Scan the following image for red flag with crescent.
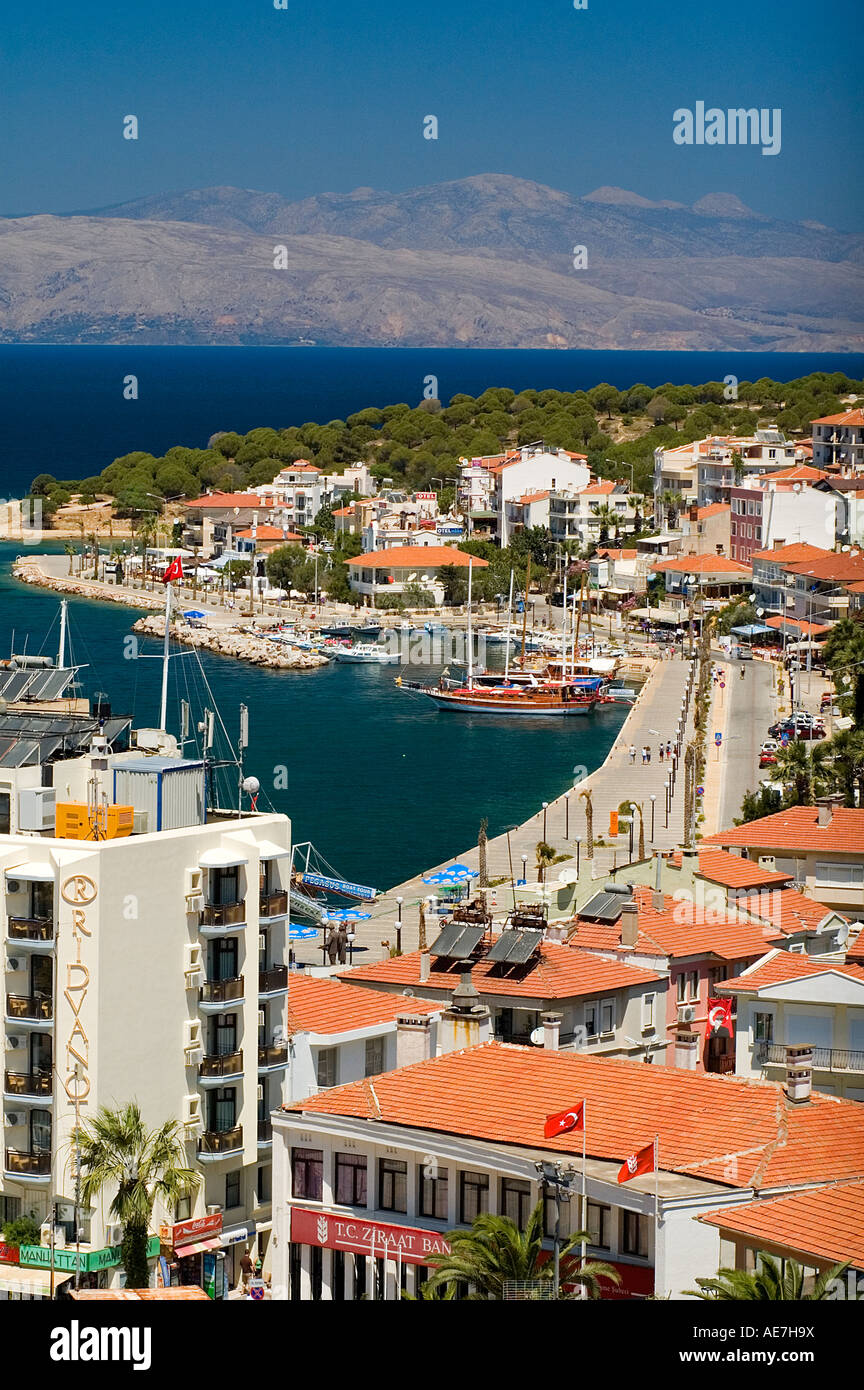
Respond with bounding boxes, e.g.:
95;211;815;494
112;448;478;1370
617;1140;656;1184
543;1102;585;1139
707;998;734;1034
162;556;184;583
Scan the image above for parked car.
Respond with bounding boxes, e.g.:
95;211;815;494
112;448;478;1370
735;645;754;661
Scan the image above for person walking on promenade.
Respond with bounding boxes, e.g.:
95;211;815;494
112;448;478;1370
658;743;664;763
646;746;652;764
629;745;637;764
666;740;672;760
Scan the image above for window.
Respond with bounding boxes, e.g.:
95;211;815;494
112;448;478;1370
500;1178;532;1229
622;1211;649;1258
459;1170;489;1223
708;967;727;993
257;1165;271;1203
600;998;615;1035
365;1036;385;1077
317;1047;337;1089
677;969;699;1002
641;993;655;1030
210;866;239;906
419;1165;449;1220
291;1147;323;1201
174;1195;191;1223
587;1201;611;1249
378;1158;407;1213
0;789;10;835
0;1195;21;1226
584;1003;598;1037
815;861;864;888
753;1012;774;1043
225;1170;242;1209
335;1152;368;1207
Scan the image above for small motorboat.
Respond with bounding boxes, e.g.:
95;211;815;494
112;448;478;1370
321;623;382;640
332;643;400;665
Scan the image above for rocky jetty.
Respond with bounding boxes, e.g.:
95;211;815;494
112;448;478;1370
132;615;329;670
12;557;162;609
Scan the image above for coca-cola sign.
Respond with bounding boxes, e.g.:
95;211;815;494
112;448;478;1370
291;1207;451;1266
160;1212;223;1246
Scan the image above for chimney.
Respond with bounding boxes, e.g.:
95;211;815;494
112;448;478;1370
439;970;491;1054
620;899;639;948
784;1044;812;1104
419;951;431;983
395;1014;434;1069
541;1012;562;1051
674;1027;700;1069
815;794;842;827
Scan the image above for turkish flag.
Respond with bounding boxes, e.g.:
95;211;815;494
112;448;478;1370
617;1140;655;1184
543;1102;585;1139
707;998;734;1034
162;556;184;583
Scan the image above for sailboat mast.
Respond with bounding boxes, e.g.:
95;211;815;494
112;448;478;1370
519;556;531;667
58;599;67;669
466;558;474;686
504;569;514;680
159;581;172;733
561;572;568;677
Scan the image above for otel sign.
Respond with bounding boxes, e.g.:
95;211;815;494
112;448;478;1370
60;875;98;1104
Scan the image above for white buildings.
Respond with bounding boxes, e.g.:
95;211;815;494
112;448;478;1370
653;432;803;519
811;408;864;472
550;481;636;547
345;546;487;607
458;446;590;544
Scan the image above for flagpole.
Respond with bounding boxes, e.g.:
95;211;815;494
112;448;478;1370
653;1134;660;1297
580;1100;587;1302
159;578;172;732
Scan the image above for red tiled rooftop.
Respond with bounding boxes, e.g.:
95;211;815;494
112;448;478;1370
597;548;638;560
651;554;751;576
696;503;731;519
569;885;781;961
812;409;864;427
760;464;827;483
737;887;847;935
284;976;441;1037
694;849;792;891
184;491;264;509
235;526;304;542
751;542;829;564
764;615;832;637
704;807;864;855
699;1180;864;1267
282;1043;864;1190
346;546;488;568
717;949;864;993
337;940;663;1001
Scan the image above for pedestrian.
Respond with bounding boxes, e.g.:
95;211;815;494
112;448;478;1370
240;1248;254;1292
641;745;647;765
666;740;672;760
326;928;339;965
658;743;664;763
629;745;636;764
646;746;651;764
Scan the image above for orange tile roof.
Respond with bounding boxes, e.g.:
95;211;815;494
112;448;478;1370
346;546;488;568
704;807;864;855
812;409;864;427
760;464;828;482
235;526;304;542
696;503;731;519
337;940;663;1001
737;887;847;935
717;949;864;993
695;849;792;890
568;886;781;961
651;554;751;576
283;1042;864;1190
517;491;551;504
184;492;264;509
581;480;618;495
784;553;864;584
284;976;441;1037
597;548;638;560
751;542;829;564
846;931;864;963
764;615;832;637
699;1180;864;1267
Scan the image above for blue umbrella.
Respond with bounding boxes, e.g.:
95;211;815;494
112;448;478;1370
183;609;206;619
442;863;479;881
323;908;372;922
423;870;461;885
289;925;319;940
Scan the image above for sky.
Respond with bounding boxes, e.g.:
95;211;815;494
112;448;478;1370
2;0;863;228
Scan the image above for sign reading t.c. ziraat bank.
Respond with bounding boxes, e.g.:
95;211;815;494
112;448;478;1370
290;1207;451;1265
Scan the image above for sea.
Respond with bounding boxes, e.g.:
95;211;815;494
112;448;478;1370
1;345;862;888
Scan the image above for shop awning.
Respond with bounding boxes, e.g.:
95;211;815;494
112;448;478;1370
198;848;249;868
254;841;291;860
0;1265;74;1296
219;1225;255;1247
175;1237;222;1258
5;862;55;881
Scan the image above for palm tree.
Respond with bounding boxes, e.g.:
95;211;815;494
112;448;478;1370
826;728;864;806
64;541;76;575
535;840;556;882
660;490;684;529
77;1101;199;1288
688;1252;851;1301
593;503;615;546
579;788;594;858
425;1200;621;1301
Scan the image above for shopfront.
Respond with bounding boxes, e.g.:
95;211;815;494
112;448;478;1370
11;1237;160;1297
159;1214;227;1300
288;1207;452;1300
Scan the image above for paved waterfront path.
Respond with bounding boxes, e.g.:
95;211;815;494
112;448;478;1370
295;655;700;966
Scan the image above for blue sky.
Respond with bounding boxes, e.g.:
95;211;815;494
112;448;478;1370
2;0;862;227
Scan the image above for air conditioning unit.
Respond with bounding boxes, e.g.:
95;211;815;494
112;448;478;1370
182;1094;202;1128
132;810;149;835
5;879;22;896
104;1222;123;1247
183;1020;202;1055
256;1084;264;1102
677;1003;696;1024
18;787;57;832
5;1035;24;1051
5;957;21;973
4;1112;23;1128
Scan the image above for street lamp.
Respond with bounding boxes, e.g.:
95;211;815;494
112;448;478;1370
650;794;656;842
564;793;570;840
542;801;549;842
396;896;403;955
534;1161;579;1299
575;837;582;878
520;853;528;885
504;824;518;906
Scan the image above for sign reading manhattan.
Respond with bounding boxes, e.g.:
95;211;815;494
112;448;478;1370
291;1208;451;1265
60;874;98;1105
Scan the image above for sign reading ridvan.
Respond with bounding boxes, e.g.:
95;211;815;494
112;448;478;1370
290;1207;452;1265
60;873;98;1105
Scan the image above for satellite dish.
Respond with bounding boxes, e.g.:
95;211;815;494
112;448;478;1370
793;483;802;493
842;545;851;553
836;923;850;946
756;607;764;617
529;1026;545;1047
242;776;260;795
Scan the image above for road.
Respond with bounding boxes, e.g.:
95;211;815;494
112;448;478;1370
716;657;775;830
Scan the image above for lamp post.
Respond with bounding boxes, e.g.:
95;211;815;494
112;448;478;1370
396;896;403;955
504;825;518;907
534;1161;579;1299
542;801;549;842
347;929;356;965
521;854;528;886
650;794;656;843
575;837;581;878
564;793;570;840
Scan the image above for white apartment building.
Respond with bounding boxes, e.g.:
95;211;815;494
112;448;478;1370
653;432;801;519
458;446;590;544
811;408;864;472
549;481;635;546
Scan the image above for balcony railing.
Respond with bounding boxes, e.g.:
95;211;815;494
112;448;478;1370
259;891;288;918
6;994;53;1021
4;1070;52;1097
5;1148;51;1176
259;965;288;995
257;1120;272;1144
199;977;244;1005
7;916;54;943
199;1050;243;1079
258;1043;288;1069
755;1042;864;1074
200;902;245;927
198;1125;243;1155
705;1055;736;1075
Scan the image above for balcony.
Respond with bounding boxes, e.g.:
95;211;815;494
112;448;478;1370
257;1119;273;1146
199;977;244;1009
4;1070;53;1099
6;994;53;1023
198;1124;243;1158
705;1055;736;1075
199;902;245;931
7;916;54;946
4;1148;51;1179
258;1043;288;1071
198;1050;244;1082
755;1042;864;1074
259;891;288;919
258;965;288;997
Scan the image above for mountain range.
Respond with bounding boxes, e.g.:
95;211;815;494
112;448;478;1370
1;174;862;349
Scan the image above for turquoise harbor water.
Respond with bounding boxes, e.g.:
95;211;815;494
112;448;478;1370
0;542;626;890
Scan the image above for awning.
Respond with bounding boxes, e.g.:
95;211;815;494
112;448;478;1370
731;623;773;637
5;862;55;882
219;1224;255;1248
198;848;249;868
254;840;291;860
0;1264;74;1296
175;1236;222;1258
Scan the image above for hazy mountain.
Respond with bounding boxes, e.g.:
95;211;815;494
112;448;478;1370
1;175;862;348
